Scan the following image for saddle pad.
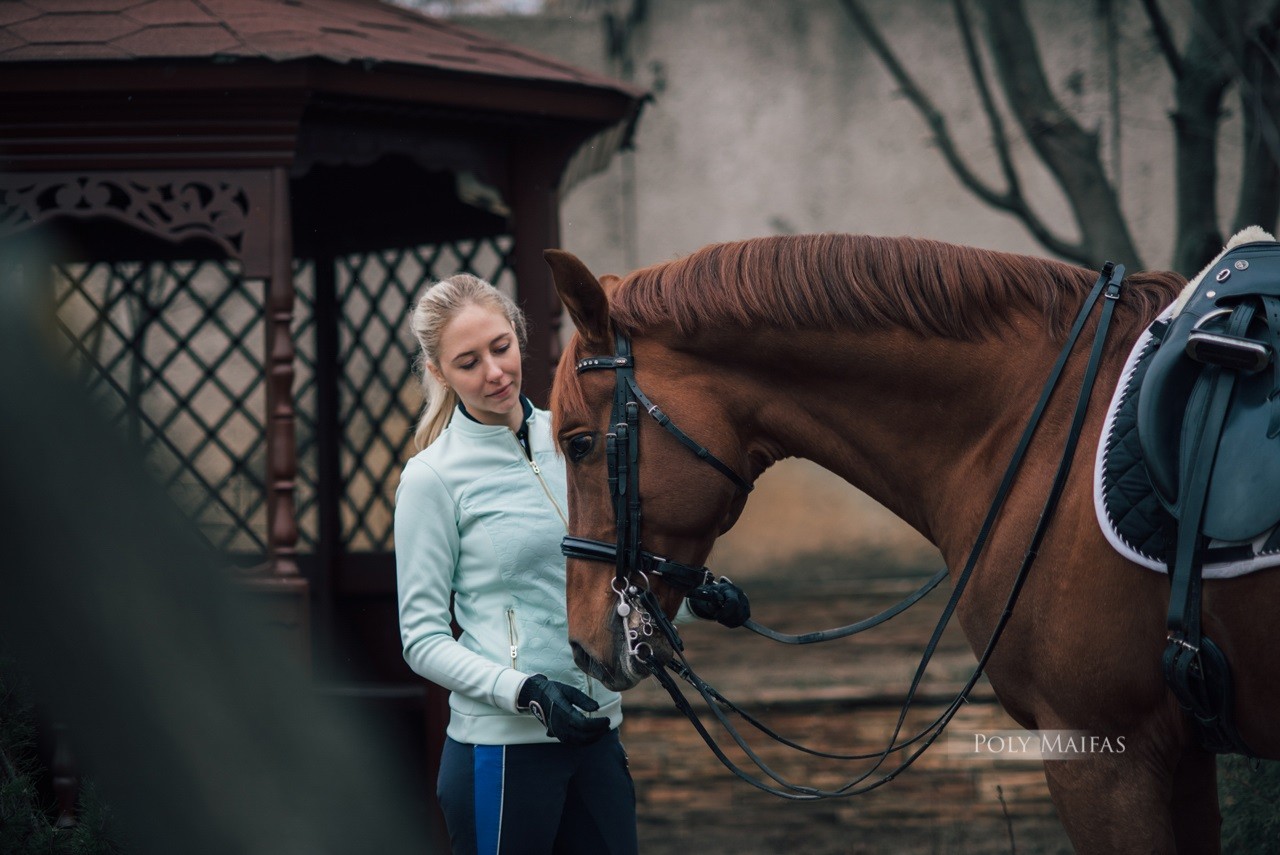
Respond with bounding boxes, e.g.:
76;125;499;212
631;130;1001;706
1093;304;1280;578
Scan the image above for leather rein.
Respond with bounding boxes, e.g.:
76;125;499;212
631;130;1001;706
561;263;1127;799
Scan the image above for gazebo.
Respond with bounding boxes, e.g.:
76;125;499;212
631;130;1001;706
0;0;645;824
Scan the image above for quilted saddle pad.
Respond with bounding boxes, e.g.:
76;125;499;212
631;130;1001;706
1093;305;1280;578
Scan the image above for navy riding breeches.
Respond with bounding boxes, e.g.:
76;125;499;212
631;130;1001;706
436;730;638;855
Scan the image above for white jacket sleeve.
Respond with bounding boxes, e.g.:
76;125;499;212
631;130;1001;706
394;459;527;714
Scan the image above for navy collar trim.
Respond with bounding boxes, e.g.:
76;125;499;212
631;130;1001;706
458;395;533;430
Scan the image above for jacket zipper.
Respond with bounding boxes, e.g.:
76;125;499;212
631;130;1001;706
510;430;591;693
506;608;519;670
511;433;568;527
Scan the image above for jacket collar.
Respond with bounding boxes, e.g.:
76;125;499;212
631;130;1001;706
449;396;540;442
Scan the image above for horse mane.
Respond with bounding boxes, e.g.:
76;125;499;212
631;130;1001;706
553;233;1185;428
611;233;1182;339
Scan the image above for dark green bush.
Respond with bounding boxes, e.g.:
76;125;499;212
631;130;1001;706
0;662;122;855
1219;754;1280;852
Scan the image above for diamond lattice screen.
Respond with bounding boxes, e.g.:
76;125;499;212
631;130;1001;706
316;237;516;553
51;237;514;559
53;258;274;555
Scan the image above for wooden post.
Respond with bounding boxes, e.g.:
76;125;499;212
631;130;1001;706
265;165;300;578
508;139;576;407
243;165;311;670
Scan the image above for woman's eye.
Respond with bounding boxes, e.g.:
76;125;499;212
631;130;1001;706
567;434;594;461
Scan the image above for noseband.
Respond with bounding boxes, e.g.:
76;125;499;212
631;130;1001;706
560;332;753;657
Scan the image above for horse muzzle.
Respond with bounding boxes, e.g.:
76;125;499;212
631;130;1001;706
570;603;679;692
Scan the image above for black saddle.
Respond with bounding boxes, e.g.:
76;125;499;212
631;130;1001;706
1138;240;1280;541
1133;239;1280;756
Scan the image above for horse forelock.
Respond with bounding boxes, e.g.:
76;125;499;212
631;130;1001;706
550;333;593;441
607;234;1184;344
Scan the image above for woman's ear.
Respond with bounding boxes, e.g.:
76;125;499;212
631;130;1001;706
426;361;447;390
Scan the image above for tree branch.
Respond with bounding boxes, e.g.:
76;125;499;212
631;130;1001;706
1140;0;1184;79
837;0;1001;207
839;0;1087;262
951;0;1089;261
952;0;1022;203
1232;2;1280;232
973;0;1143;267
1170;0;1235;272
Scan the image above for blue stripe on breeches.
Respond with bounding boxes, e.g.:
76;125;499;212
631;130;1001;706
437;732;638;855
473;745;504;855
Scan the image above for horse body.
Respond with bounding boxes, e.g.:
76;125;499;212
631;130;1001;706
545;235;1280;853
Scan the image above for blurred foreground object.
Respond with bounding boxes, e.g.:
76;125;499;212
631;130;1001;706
0;242;439;854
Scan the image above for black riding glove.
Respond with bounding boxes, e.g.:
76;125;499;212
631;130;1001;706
687;578;751;628
517;674;610;745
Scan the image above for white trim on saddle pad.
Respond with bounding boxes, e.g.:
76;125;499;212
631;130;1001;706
1092;226;1280;579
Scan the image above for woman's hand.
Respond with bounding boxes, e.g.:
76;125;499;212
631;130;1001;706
517;675;610;745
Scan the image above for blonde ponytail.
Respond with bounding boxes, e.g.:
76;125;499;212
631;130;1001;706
409;274;527;451
414;366;459;451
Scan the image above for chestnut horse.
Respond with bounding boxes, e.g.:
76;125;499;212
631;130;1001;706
544;234;1280;853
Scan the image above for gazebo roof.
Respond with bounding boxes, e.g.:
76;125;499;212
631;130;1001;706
0;0;648;213
0;0;642;100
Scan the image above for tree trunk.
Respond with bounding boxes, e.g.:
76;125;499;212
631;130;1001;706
1231;5;1280;236
1170;0;1234;275
973;0;1142;268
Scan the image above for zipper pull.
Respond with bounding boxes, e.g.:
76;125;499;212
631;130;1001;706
529;459;542;475
506;608;519;668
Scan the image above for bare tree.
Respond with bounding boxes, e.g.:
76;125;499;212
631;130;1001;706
840;0;1280;274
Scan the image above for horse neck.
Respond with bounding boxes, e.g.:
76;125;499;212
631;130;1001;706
696;314;1078;551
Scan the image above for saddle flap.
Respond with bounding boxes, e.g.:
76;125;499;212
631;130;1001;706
1201;371;1280;541
1137;240;1280;543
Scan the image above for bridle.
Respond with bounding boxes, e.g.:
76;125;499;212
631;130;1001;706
559;261;1127;799
560;332;754;659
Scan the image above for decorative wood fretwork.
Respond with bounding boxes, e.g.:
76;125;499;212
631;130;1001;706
0;171;275;276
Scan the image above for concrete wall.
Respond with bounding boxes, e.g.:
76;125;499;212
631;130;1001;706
440;0;1223;574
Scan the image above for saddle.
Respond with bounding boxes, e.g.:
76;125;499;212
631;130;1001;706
1134;237;1280;756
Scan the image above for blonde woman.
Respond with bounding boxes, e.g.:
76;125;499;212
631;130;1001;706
395;274;638;855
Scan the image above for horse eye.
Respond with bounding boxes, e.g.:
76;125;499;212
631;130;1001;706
567;434;595;461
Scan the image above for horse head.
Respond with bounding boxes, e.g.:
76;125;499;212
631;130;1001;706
545;249;754;690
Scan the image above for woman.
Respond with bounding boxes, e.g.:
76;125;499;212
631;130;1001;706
394;273;637;855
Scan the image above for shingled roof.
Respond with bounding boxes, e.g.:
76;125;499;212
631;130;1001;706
0;0;642;98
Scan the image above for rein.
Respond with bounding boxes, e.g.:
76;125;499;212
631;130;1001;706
562;262;1127;798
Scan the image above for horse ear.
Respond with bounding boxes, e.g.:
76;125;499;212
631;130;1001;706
544;248;611;347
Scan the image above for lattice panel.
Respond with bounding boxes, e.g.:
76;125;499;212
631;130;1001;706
333;236;515;552
50;236;514;560
52;258;272;555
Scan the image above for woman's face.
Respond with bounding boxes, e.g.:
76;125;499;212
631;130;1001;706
431;302;524;430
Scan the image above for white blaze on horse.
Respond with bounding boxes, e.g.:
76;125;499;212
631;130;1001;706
545;231;1280;853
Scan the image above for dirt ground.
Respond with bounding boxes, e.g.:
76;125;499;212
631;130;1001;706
616;552;1075;855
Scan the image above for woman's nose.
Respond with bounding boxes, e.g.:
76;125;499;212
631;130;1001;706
484;359;504;381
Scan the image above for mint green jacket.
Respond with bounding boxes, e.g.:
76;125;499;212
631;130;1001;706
394;404;622;745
